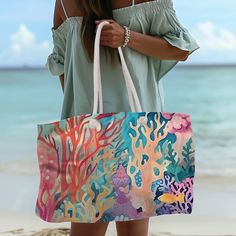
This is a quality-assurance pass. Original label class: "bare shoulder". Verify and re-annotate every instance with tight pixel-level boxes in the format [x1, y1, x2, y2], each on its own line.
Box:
[53, 0, 64, 29]
[52, 0, 82, 29]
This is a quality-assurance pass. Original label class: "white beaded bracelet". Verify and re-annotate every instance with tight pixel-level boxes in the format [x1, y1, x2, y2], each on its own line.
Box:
[122, 26, 131, 48]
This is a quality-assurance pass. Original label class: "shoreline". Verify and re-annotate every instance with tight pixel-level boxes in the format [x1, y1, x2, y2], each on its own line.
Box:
[0, 174, 235, 236]
[1, 64, 236, 71]
[0, 213, 235, 236]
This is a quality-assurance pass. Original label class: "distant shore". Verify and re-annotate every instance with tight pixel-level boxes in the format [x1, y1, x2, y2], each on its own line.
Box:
[0, 64, 236, 71]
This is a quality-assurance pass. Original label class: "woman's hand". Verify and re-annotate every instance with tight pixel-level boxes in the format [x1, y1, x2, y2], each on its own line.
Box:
[95, 19, 125, 48]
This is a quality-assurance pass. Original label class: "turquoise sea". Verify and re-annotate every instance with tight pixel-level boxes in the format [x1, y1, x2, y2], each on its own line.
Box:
[0, 66, 236, 178]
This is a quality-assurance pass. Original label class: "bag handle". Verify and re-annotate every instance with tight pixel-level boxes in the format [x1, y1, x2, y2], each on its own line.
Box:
[93, 20, 143, 114]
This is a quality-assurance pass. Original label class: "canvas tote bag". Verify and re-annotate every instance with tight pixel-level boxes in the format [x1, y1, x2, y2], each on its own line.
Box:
[35, 21, 196, 223]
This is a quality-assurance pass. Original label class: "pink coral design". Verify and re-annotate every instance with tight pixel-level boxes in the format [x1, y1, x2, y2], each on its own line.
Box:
[167, 113, 192, 133]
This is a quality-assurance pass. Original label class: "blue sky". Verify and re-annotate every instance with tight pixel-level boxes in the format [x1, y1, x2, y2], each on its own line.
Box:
[0, 0, 235, 67]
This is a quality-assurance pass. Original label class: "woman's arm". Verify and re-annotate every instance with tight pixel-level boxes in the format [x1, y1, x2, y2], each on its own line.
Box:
[128, 30, 189, 61]
[59, 74, 64, 93]
[54, 0, 64, 93]
[53, 0, 64, 29]
[95, 19, 190, 61]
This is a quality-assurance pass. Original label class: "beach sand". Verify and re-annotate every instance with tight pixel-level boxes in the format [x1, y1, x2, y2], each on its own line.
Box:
[0, 174, 236, 236]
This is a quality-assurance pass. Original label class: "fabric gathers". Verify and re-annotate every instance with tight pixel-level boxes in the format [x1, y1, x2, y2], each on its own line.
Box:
[46, 28, 66, 76]
[162, 30, 200, 53]
[161, 6, 200, 53]
[46, 52, 64, 76]
[149, 4, 200, 82]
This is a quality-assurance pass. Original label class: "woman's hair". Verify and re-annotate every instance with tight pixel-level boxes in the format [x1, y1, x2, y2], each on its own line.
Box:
[76, 0, 120, 66]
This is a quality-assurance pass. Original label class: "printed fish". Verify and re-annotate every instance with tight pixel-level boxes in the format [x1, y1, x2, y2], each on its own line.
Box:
[158, 193, 185, 204]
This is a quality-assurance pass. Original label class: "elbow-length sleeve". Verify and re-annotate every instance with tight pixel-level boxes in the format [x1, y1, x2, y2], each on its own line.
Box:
[45, 28, 66, 76]
[149, 2, 200, 82]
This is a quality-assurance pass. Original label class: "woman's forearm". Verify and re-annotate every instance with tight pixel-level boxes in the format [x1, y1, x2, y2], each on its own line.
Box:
[127, 30, 189, 61]
[59, 74, 64, 93]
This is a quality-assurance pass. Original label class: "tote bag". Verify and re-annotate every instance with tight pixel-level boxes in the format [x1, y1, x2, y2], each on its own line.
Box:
[35, 21, 195, 223]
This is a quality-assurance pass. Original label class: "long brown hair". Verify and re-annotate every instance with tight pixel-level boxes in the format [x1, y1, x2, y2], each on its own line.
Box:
[76, 0, 120, 66]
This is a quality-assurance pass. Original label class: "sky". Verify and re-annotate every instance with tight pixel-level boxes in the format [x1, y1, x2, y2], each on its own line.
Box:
[0, 0, 235, 67]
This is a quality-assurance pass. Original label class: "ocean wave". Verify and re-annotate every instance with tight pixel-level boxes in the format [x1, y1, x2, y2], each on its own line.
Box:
[0, 160, 39, 176]
[1, 160, 236, 179]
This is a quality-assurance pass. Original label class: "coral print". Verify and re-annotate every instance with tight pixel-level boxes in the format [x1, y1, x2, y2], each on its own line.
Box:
[162, 113, 192, 133]
[35, 111, 195, 223]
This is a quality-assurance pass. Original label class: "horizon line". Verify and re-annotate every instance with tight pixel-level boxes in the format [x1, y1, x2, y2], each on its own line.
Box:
[0, 64, 236, 70]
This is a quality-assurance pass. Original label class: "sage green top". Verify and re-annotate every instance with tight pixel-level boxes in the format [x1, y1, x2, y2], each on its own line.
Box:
[46, 0, 200, 120]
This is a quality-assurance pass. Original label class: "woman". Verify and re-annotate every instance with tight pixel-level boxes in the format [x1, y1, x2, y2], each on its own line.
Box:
[41, 0, 200, 235]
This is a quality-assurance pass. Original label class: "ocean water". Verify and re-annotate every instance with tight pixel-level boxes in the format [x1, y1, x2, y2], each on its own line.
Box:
[0, 66, 236, 178]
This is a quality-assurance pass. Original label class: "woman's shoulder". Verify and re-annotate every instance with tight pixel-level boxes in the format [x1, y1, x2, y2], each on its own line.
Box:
[52, 0, 64, 31]
[52, 0, 81, 31]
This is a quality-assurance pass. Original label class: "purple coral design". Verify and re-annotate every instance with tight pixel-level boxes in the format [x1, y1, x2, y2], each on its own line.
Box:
[110, 164, 143, 220]
[154, 172, 194, 215]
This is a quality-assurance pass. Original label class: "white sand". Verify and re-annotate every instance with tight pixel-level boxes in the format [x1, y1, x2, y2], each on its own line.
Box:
[0, 213, 235, 236]
[0, 174, 236, 236]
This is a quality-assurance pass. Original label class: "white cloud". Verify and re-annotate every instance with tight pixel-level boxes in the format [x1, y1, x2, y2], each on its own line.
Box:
[193, 21, 236, 51]
[0, 24, 51, 67]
